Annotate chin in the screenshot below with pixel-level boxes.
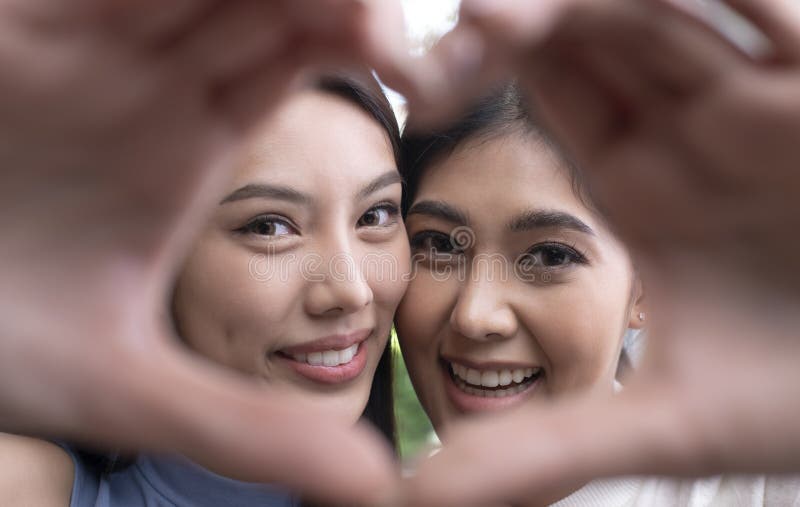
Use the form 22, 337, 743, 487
304, 387, 372, 424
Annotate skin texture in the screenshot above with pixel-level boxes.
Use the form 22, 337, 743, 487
174, 90, 410, 423
0, 89, 410, 505
0, 435, 74, 507
396, 133, 643, 504
4, 0, 800, 505
397, 133, 643, 431
391, 0, 800, 506
0, 1, 413, 503
0, 91, 409, 505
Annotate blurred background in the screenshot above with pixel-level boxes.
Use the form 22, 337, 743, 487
390, 0, 460, 461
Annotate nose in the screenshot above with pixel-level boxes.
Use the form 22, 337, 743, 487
305, 252, 374, 316
449, 277, 518, 341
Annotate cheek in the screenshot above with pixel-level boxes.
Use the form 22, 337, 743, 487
366, 237, 411, 316
525, 278, 630, 389
174, 244, 304, 366
395, 272, 457, 399
395, 272, 452, 351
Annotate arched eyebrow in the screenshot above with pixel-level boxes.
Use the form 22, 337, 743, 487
508, 209, 595, 235
406, 200, 469, 226
219, 171, 401, 206
356, 171, 403, 200
219, 184, 311, 205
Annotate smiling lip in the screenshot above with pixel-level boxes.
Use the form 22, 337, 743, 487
280, 329, 372, 355
277, 329, 372, 384
440, 354, 540, 371
441, 357, 542, 413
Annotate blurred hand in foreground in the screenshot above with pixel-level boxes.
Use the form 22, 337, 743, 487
395, 0, 800, 505
0, 0, 410, 504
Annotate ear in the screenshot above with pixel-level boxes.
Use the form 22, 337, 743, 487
627, 275, 647, 329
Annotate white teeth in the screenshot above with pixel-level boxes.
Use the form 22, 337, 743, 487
466, 368, 482, 385
322, 350, 339, 367
481, 370, 499, 388
339, 345, 355, 364
291, 343, 358, 367
453, 375, 535, 397
451, 361, 541, 389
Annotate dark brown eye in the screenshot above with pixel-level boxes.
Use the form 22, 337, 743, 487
253, 221, 277, 235
238, 215, 295, 237
410, 231, 462, 255
519, 243, 587, 270
540, 245, 570, 266
361, 210, 381, 226
358, 205, 398, 227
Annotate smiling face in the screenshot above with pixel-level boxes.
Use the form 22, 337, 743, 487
395, 132, 644, 434
173, 89, 410, 423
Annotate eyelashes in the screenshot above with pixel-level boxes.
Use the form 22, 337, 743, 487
409, 230, 590, 271
409, 230, 462, 255
235, 214, 297, 237
520, 242, 588, 269
358, 202, 400, 228
235, 202, 401, 239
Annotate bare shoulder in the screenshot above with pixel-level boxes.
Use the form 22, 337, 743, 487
0, 432, 74, 506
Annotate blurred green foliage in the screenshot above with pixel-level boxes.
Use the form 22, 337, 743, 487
391, 330, 436, 459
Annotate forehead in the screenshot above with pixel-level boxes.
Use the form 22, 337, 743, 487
233, 90, 395, 193
415, 134, 596, 227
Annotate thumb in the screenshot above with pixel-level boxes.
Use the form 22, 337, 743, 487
402, 386, 698, 507
71, 342, 401, 506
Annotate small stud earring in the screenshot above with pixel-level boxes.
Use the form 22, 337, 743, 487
638, 312, 645, 322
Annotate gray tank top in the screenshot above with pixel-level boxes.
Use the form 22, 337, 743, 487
60, 445, 298, 507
